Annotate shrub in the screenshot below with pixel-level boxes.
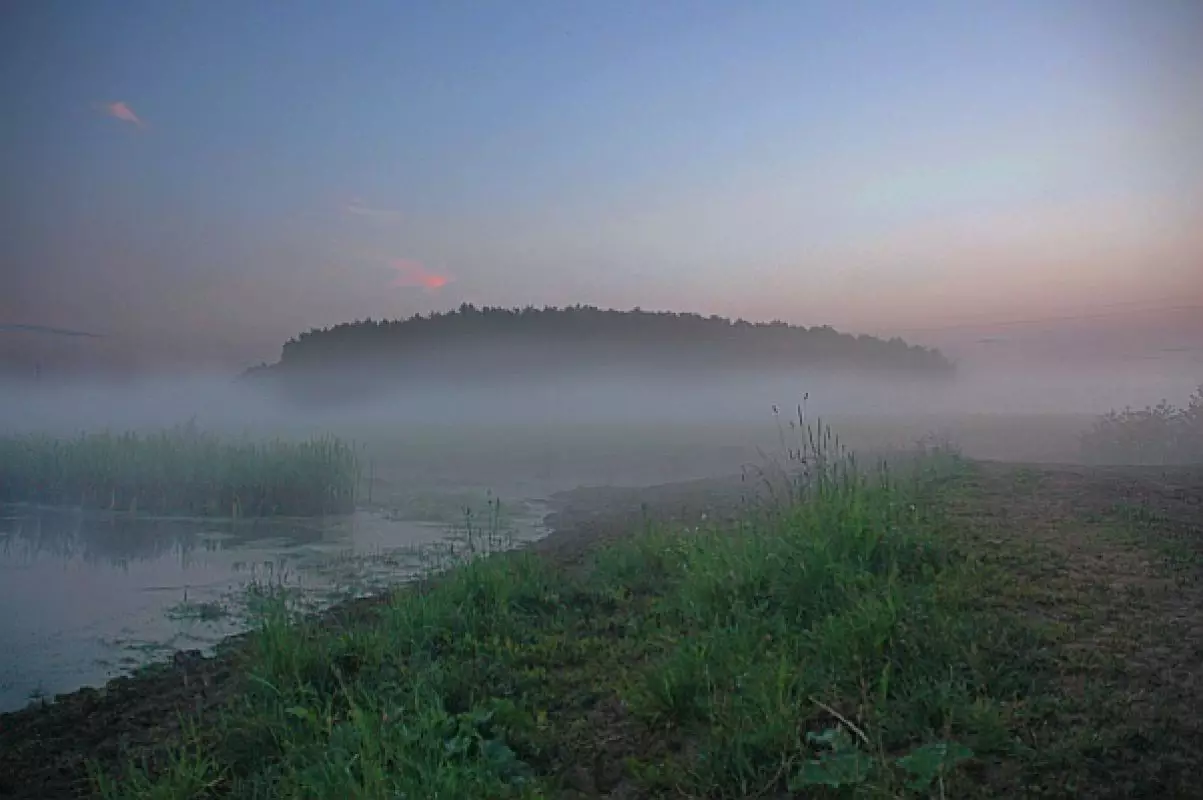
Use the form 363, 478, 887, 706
1080, 384, 1203, 465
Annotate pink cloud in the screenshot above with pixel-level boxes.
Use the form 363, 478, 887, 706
390, 258, 450, 291
99, 101, 144, 127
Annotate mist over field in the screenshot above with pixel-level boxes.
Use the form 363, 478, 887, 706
1, 354, 1196, 443
5, 302, 1198, 492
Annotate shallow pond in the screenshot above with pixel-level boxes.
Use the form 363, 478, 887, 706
0, 499, 548, 712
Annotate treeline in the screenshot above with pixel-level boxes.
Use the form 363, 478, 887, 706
243, 304, 954, 394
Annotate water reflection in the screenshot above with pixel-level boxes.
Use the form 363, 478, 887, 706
0, 505, 346, 568
0, 502, 545, 712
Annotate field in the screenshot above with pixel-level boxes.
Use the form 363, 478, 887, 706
0, 424, 359, 517
2, 419, 1200, 798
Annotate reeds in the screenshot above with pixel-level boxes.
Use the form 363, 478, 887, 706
0, 422, 359, 517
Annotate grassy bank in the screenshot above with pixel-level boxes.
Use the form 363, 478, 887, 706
0, 423, 359, 517
91, 437, 1057, 799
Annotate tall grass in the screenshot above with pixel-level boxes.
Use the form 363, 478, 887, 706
95, 425, 1038, 798
1080, 383, 1203, 465
0, 422, 359, 517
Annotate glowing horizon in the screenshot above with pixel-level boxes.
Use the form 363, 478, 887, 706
2, 0, 1200, 369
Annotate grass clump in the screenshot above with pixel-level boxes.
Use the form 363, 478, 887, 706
1080, 383, 1203, 465
0, 421, 359, 517
601, 443, 1027, 797
94, 429, 1045, 798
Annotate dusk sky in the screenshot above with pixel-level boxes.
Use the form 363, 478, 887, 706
2, 0, 1201, 369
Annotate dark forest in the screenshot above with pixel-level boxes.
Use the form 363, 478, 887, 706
242, 304, 954, 398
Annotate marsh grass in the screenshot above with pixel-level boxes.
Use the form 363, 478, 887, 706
95, 425, 1047, 799
0, 422, 359, 517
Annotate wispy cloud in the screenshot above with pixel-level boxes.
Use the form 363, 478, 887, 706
99, 101, 144, 128
345, 197, 402, 219
0, 323, 104, 338
389, 258, 450, 291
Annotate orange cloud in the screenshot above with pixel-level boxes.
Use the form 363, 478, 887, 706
390, 258, 449, 290
100, 101, 144, 127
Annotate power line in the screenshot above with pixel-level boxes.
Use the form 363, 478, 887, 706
884, 304, 1203, 335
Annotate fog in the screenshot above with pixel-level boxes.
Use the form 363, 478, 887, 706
2, 352, 1199, 713
1, 357, 1197, 441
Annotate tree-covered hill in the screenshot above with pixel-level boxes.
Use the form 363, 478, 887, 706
242, 304, 954, 398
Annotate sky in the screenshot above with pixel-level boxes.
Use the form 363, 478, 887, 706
1, 0, 1201, 371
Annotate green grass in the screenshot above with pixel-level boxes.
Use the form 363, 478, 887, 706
1098, 500, 1202, 585
0, 422, 359, 517
92, 437, 1054, 798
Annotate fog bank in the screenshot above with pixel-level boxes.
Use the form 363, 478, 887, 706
0, 359, 1197, 437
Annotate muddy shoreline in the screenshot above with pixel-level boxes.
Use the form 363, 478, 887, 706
0, 473, 758, 799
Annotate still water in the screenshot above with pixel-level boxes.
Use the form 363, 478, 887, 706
0, 501, 547, 712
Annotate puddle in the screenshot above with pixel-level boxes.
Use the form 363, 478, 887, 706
0, 499, 548, 712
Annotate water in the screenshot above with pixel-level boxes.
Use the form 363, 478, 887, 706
0, 501, 548, 712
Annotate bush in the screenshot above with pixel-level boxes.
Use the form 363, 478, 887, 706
1080, 384, 1203, 465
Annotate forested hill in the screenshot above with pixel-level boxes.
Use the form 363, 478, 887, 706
243, 305, 954, 394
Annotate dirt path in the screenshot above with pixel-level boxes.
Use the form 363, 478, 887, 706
943, 461, 1203, 797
